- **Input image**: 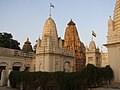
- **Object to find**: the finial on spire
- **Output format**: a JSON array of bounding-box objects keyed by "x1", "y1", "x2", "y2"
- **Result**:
[
  {"x1": 109, "y1": 15, "x2": 111, "y2": 18},
  {"x1": 27, "y1": 38, "x2": 29, "y2": 41},
  {"x1": 68, "y1": 19, "x2": 75, "y2": 25},
  {"x1": 91, "y1": 36, "x2": 93, "y2": 41}
]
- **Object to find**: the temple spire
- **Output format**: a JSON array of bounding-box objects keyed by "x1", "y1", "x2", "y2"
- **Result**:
[
  {"x1": 64, "y1": 19, "x2": 86, "y2": 71},
  {"x1": 114, "y1": 0, "x2": 120, "y2": 31},
  {"x1": 41, "y1": 16, "x2": 58, "y2": 47}
]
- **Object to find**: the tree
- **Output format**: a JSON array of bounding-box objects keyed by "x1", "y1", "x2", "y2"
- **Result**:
[
  {"x1": 0, "y1": 32, "x2": 20, "y2": 50},
  {"x1": 103, "y1": 65, "x2": 114, "y2": 84}
]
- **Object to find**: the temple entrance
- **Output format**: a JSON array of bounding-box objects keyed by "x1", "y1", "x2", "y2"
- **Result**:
[
  {"x1": 0, "y1": 66, "x2": 6, "y2": 72},
  {"x1": 0, "y1": 66, "x2": 6, "y2": 80},
  {"x1": 12, "y1": 62, "x2": 22, "y2": 71},
  {"x1": 64, "y1": 61, "x2": 70, "y2": 72},
  {"x1": 12, "y1": 66, "x2": 20, "y2": 71},
  {"x1": 24, "y1": 64, "x2": 30, "y2": 71},
  {"x1": 0, "y1": 62, "x2": 7, "y2": 80},
  {"x1": 24, "y1": 67, "x2": 30, "y2": 71}
]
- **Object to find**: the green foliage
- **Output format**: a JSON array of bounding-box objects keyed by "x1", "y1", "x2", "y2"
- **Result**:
[
  {"x1": 9, "y1": 64, "x2": 114, "y2": 90},
  {"x1": 9, "y1": 71, "x2": 22, "y2": 88},
  {"x1": 0, "y1": 32, "x2": 20, "y2": 50}
]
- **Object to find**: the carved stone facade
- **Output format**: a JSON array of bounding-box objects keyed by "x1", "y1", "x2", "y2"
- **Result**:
[
  {"x1": 36, "y1": 17, "x2": 74, "y2": 72},
  {"x1": 86, "y1": 39, "x2": 108, "y2": 67},
  {"x1": 86, "y1": 39, "x2": 101, "y2": 67},
  {"x1": 104, "y1": 0, "x2": 120, "y2": 83},
  {"x1": 100, "y1": 52, "x2": 108, "y2": 67},
  {"x1": 64, "y1": 19, "x2": 86, "y2": 71},
  {"x1": 0, "y1": 38, "x2": 35, "y2": 72}
]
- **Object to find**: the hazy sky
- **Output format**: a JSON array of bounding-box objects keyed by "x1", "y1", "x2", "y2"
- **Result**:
[{"x1": 0, "y1": 0, "x2": 116, "y2": 51}]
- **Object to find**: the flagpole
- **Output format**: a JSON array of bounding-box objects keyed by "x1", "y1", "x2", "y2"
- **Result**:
[
  {"x1": 91, "y1": 30, "x2": 93, "y2": 41},
  {"x1": 49, "y1": 6, "x2": 51, "y2": 16},
  {"x1": 91, "y1": 36, "x2": 93, "y2": 41},
  {"x1": 49, "y1": 3, "x2": 54, "y2": 17}
]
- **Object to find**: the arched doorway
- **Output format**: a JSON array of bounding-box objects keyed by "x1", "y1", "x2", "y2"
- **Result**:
[
  {"x1": 0, "y1": 62, "x2": 7, "y2": 80},
  {"x1": 64, "y1": 61, "x2": 71, "y2": 72},
  {"x1": 24, "y1": 64, "x2": 30, "y2": 71},
  {"x1": 12, "y1": 62, "x2": 22, "y2": 71}
]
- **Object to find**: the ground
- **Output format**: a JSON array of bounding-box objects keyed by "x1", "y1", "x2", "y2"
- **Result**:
[
  {"x1": 0, "y1": 87, "x2": 120, "y2": 90},
  {"x1": 92, "y1": 88, "x2": 120, "y2": 90},
  {"x1": 0, "y1": 87, "x2": 18, "y2": 90},
  {"x1": 0, "y1": 84, "x2": 120, "y2": 90}
]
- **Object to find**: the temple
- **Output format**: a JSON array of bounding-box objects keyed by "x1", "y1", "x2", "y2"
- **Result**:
[
  {"x1": 86, "y1": 39, "x2": 101, "y2": 67},
  {"x1": 1, "y1": 0, "x2": 119, "y2": 85},
  {"x1": 104, "y1": 0, "x2": 120, "y2": 83},
  {"x1": 35, "y1": 17, "x2": 74, "y2": 72}
]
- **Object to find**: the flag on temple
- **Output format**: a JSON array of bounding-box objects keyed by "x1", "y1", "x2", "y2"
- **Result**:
[
  {"x1": 92, "y1": 31, "x2": 96, "y2": 37},
  {"x1": 50, "y1": 3, "x2": 54, "y2": 8}
]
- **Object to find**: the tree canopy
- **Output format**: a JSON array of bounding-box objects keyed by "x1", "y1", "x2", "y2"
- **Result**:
[{"x1": 0, "y1": 32, "x2": 20, "y2": 50}]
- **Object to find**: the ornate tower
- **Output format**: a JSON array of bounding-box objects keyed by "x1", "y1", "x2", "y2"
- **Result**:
[
  {"x1": 64, "y1": 19, "x2": 86, "y2": 71},
  {"x1": 36, "y1": 17, "x2": 58, "y2": 72},
  {"x1": 105, "y1": 0, "x2": 120, "y2": 83},
  {"x1": 41, "y1": 17, "x2": 58, "y2": 47}
]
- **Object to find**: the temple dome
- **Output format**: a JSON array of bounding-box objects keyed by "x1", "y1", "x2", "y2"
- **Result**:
[
  {"x1": 22, "y1": 38, "x2": 33, "y2": 53},
  {"x1": 89, "y1": 40, "x2": 96, "y2": 50},
  {"x1": 41, "y1": 17, "x2": 58, "y2": 47}
]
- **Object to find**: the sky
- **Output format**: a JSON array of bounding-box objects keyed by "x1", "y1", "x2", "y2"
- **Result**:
[{"x1": 0, "y1": 0, "x2": 116, "y2": 52}]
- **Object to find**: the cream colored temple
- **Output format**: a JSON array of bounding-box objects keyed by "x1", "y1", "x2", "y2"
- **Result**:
[
  {"x1": 0, "y1": 0, "x2": 120, "y2": 86},
  {"x1": 104, "y1": 0, "x2": 120, "y2": 83},
  {"x1": 0, "y1": 16, "x2": 87, "y2": 85},
  {"x1": 35, "y1": 17, "x2": 74, "y2": 72}
]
